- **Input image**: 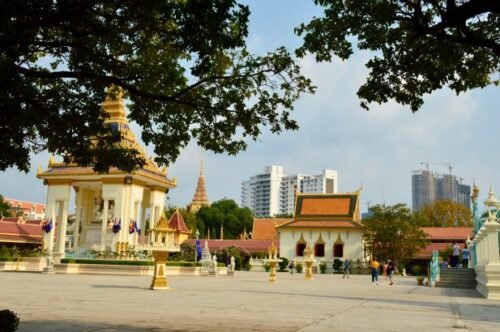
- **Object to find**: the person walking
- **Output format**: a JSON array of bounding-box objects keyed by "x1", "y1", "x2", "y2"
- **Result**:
[
  {"x1": 462, "y1": 245, "x2": 470, "y2": 268},
  {"x1": 387, "y1": 260, "x2": 396, "y2": 285},
  {"x1": 343, "y1": 259, "x2": 350, "y2": 279},
  {"x1": 370, "y1": 258, "x2": 380, "y2": 285},
  {"x1": 452, "y1": 242, "x2": 461, "y2": 268},
  {"x1": 383, "y1": 261, "x2": 389, "y2": 280},
  {"x1": 289, "y1": 260, "x2": 295, "y2": 275}
]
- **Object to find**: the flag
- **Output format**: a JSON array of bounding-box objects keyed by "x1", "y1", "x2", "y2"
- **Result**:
[
  {"x1": 42, "y1": 219, "x2": 53, "y2": 233},
  {"x1": 112, "y1": 218, "x2": 121, "y2": 234},
  {"x1": 196, "y1": 239, "x2": 202, "y2": 260},
  {"x1": 133, "y1": 220, "x2": 140, "y2": 235}
]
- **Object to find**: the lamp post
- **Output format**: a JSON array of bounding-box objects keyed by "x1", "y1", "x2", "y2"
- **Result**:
[{"x1": 195, "y1": 229, "x2": 200, "y2": 264}]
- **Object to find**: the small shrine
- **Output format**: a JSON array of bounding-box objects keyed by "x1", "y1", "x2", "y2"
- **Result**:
[{"x1": 37, "y1": 88, "x2": 177, "y2": 262}]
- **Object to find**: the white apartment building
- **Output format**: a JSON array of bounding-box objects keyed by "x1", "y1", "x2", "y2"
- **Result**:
[{"x1": 241, "y1": 166, "x2": 338, "y2": 217}]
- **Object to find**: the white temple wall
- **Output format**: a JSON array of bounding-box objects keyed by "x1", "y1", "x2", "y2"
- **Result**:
[{"x1": 278, "y1": 229, "x2": 364, "y2": 263}]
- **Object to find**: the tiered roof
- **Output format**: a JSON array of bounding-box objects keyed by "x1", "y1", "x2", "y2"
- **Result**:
[
  {"x1": 168, "y1": 210, "x2": 191, "y2": 234},
  {"x1": 0, "y1": 217, "x2": 44, "y2": 245},
  {"x1": 188, "y1": 161, "x2": 210, "y2": 212},
  {"x1": 251, "y1": 218, "x2": 292, "y2": 240},
  {"x1": 277, "y1": 190, "x2": 364, "y2": 230},
  {"x1": 37, "y1": 89, "x2": 176, "y2": 190}
]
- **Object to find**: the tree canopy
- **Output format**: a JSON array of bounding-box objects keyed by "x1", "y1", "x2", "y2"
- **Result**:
[
  {"x1": 296, "y1": 0, "x2": 499, "y2": 112},
  {"x1": 416, "y1": 199, "x2": 472, "y2": 227},
  {"x1": 196, "y1": 199, "x2": 253, "y2": 239},
  {"x1": 0, "y1": 195, "x2": 12, "y2": 217},
  {"x1": 363, "y1": 203, "x2": 428, "y2": 266},
  {"x1": 1, "y1": 0, "x2": 314, "y2": 173}
]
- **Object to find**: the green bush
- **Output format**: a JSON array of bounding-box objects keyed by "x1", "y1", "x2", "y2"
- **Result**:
[
  {"x1": 263, "y1": 263, "x2": 271, "y2": 272},
  {"x1": 411, "y1": 265, "x2": 422, "y2": 276},
  {"x1": 214, "y1": 246, "x2": 251, "y2": 271},
  {"x1": 295, "y1": 263, "x2": 303, "y2": 273},
  {"x1": 0, "y1": 257, "x2": 15, "y2": 262},
  {"x1": 244, "y1": 263, "x2": 252, "y2": 271},
  {"x1": 333, "y1": 259, "x2": 342, "y2": 272},
  {"x1": 168, "y1": 243, "x2": 196, "y2": 262},
  {"x1": 278, "y1": 257, "x2": 289, "y2": 272},
  {"x1": 319, "y1": 263, "x2": 327, "y2": 274},
  {"x1": 60, "y1": 258, "x2": 154, "y2": 266},
  {"x1": 60, "y1": 258, "x2": 205, "y2": 267},
  {"x1": 0, "y1": 245, "x2": 11, "y2": 258},
  {"x1": 0, "y1": 309, "x2": 20, "y2": 332}
]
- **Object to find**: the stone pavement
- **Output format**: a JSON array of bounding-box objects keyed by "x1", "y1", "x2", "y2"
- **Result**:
[{"x1": 2, "y1": 271, "x2": 500, "y2": 331}]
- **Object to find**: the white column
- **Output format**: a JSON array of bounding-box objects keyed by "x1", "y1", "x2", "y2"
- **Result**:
[
  {"x1": 44, "y1": 200, "x2": 57, "y2": 251},
  {"x1": 55, "y1": 200, "x2": 69, "y2": 256},
  {"x1": 100, "y1": 199, "x2": 109, "y2": 251},
  {"x1": 73, "y1": 189, "x2": 82, "y2": 251},
  {"x1": 149, "y1": 205, "x2": 156, "y2": 244}
]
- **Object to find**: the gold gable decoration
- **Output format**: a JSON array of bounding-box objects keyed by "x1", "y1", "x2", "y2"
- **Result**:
[
  {"x1": 334, "y1": 233, "x2": 344, "y2": 244},
  {"x1": 154, "y1": 212, "x2": 173, "y2": 231},
  {"x1": 297, "y1": 233, "x2": 306, "y2": 244},
  {"x1": 316, "y1": 233, "x2": 325, "y2": 245}
]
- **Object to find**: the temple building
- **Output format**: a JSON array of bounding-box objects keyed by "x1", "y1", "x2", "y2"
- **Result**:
[
  {"x1": 187, "y1": 161, "x2": 210, "y2": 213},
  {"x1": 276, "y1": 190, "x2": 365, "y2": 264},
  {"x1": 36, "y1": 89, "x2": 177, "y2": 261}
]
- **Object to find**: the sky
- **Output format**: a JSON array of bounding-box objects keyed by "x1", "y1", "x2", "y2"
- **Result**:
[{"x1": 1, "y1": 0, "x2": 499, "y2": 213}]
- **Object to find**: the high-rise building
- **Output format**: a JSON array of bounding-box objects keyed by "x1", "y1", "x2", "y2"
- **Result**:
[
  {"x1": 241, "y1": 166, "x2": 338, "y2": 217},
  {"x1": 412, "y1": 169, "x2": 470, "y2": 211}
]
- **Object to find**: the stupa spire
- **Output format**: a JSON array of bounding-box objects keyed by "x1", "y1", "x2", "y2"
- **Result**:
[{"x1": 187, "y1": 160, "x2": 210, "y2": 213}]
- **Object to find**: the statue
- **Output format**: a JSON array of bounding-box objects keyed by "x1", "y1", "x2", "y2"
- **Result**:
[
  {"x1": 230, "y1": 256, "x2": 235, "y2": 272},
  {"x1": 429, "y1": 250, "x2": 440, "y2": 287},
  {"x1": 212, "y1": 254, "x2": 217, "y2": 269}
]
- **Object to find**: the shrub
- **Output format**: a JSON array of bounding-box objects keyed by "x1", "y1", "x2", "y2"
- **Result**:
[
  {"x1": 278, "y1": 257, "x2": 289, "y2": 272},
  {"x1": 0, "y1": 309, "x2": 20, "y2": 332},
  {"x1": 295, "y1": 263, "x2": 303, "y2": 273},
  {"x1": 0, "y1": 245, "x2": 11, "y2": 258},
  {"x1": 168, "y1": 243, "x2": 196, "y2": 262},
  {"x1": 214, "y1": 246, "x2": 251, "y2": 271},
  {"x1": 319, "y1": 263, "x2": 327, "y2": 274},
  {"x1": 333, "y1": 259, "x2": 342, "y2": 272},
  {"x1": 263, "y1": 263, "x2": 271, "y2": 272},
  {"x1": 244, "y1": 263, "x2": 252, "y2": 271},
  {"x1": 411, "y1": 265, "x2": 422, "y2": 276}
]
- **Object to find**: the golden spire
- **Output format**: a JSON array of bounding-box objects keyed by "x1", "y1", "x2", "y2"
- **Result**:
[{"x1": 187, "y1": 160, "x2": 210, "y2": 213}]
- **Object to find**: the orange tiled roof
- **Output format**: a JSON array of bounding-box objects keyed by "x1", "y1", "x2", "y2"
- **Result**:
[
  {"x1": 0, "y1": 221, "x2": 44, "y2": 244},
  {"x1": 5, "y1": 198, "x2": 46, "y2": 214},
  {"x1": 421, "y1": 227, "x2": 472, "y2": 240},
  {"x1": 252, "y1": 218, "x2": 291, "y2": 240},
  {"x1": 185, "y1": 239, "x2": 278, "y2": 252},
  {"x1": 415, "y1": 242, "x2": 466, "y2": 258},
  {"x1": 168, "y1": 210, "x2": 190, "y2": 233},
  {"x1": 294, "y1": 193, "x2": 359, "y2": 219},
  {"x1": 280, "y1": 220, "x2": 363, "y2": 228}
]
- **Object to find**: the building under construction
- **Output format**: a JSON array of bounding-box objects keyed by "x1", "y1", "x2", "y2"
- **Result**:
[{"x1": 411, "y1": 169, "x2": 471, "y2": 211}]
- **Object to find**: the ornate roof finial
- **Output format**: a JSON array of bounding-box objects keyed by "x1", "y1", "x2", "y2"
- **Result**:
[
  {"x1": 200, "y1": 159, "x2": 204, "y2": 176},
  {"x1": 471, "y1": 180, "x2": 479, "y2": 203}
]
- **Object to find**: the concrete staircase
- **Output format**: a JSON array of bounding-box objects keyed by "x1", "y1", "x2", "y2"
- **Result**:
[{"x1": 436, "y1": 268, "x2": 477, "y2": 289}]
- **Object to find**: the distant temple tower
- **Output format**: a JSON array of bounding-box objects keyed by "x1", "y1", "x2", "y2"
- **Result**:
[{"x1": 187, "y1": 161, "x2": 210, "y2": 213}]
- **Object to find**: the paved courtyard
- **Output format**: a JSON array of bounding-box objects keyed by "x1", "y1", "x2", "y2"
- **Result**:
[{"x1": 2, "y1": 271, "x2": 500, "y2": 331}]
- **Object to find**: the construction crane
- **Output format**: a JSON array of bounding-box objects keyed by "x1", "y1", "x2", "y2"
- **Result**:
[{"x1": 419, "y1": 162, "x2": 453, "y2": 173}]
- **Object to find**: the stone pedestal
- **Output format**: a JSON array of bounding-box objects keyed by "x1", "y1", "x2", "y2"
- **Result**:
[{"x1": 150, "y1": 251, "x2": 169, "y2": 290}]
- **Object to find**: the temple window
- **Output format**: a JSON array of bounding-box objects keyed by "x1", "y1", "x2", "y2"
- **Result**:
[
  {"x1": 315, "y1": 233, "x2": 326, "y2": 257},
  {"x1": 333, "y1": 244, "x2": 344, "y2": 257},
  {"x1": 296, "y1": 233, "x2": 307, "y2": 256},
  {"x1": 296, "y1": 243, "x2": 306, "y2": 256},
  {"x1": 315, "y1": 243, "x2": 325, "y2": 257},
  {"x1": 333, "y1": 233, "x2": 344, "y2": 258}
]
